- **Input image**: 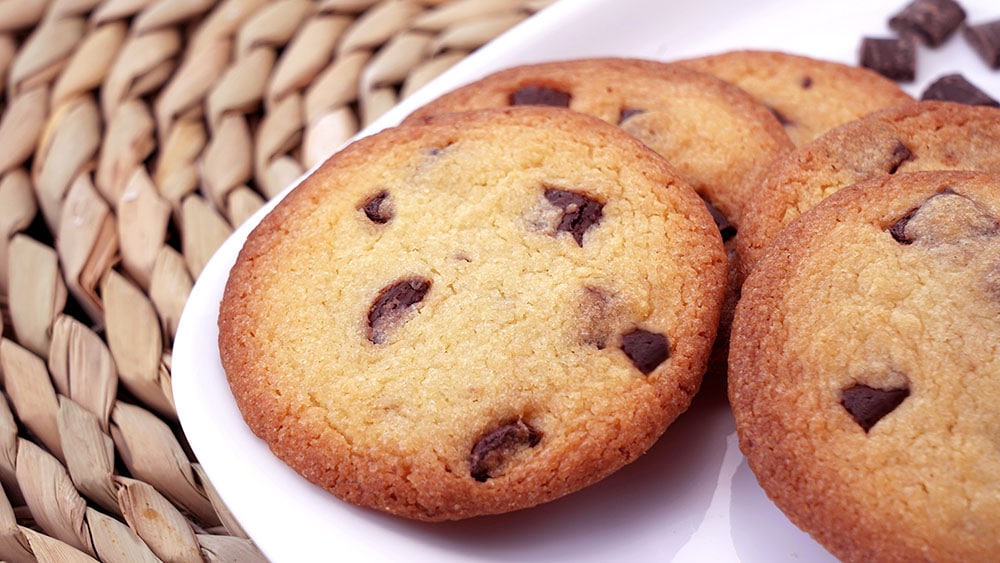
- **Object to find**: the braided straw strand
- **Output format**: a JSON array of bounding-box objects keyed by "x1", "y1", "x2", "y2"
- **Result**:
[{"x1": 0, "y1": 1, "x2": 553, "y2": 559}]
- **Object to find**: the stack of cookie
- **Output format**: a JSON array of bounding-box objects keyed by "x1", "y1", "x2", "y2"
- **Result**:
[{"x1": 218, "y1": 49, "x2": 1000, "y2": 558}]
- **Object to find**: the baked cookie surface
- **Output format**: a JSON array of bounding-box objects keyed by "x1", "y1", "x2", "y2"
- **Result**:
[
  {"x1": 405, "y1": 57, "x2": 792, "y2": 228},
  {"x1": 729, "y1": 170, "x2": 1000, "y2": 561},
  {"x1": 681, "y1": 50, "x2": 913, "y2": 146},
  {"x1": 218, "y1": 107, "x2": 727, "y2": 521},
  {"x1": 738, "y1": 101, "x2": 1000, "y2": 278}
]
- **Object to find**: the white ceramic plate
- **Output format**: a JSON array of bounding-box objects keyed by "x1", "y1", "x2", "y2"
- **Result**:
[{"x1": 172, "y1": 0, "x2": 1000, "y2": 560}]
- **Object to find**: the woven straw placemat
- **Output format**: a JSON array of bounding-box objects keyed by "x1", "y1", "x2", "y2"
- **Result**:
[{"x1": 0, "y1": 1, "x2": 552, "y2": 560}]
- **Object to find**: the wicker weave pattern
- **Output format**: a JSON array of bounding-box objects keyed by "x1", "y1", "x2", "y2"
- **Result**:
[{"x1": 0, "y1": 1, "x2": 551, "y2": 560}]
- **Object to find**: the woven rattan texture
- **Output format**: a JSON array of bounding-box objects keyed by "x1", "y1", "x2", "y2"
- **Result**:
[{"x1": 0, "y1": 0, "x2": 551, "y2": 560}]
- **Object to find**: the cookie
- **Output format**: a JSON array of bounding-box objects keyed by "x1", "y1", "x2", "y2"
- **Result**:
[
  {"x1": 738, "y1": 101, "x2": 1000, "y2": 279},
  {"x1": 729, "y1": 170, "x2": 1000, "y2": 561},
  {"x1": 405, "y1": 57, "x2": 793, "y2": 229},
  {"x1": 218, "y1": 107, "x2": 728, "y2": 521},
  {"x1": 681, "y1": 50, "x2": 914, "y2": 146}
]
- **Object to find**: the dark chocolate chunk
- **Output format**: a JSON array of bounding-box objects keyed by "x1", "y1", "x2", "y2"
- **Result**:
[
  {"x1": 768, "y1": 105, "x2": 793, "y2": 127},
  {"x1": 470, "y1": 419, "x2": 541, "y2": 482},
  {"x1": 888, "y1": 188, "x2": 998, "y2": 244},
  {"x1": 887, "y1": 140, "x2": 914, "y2": 174},
  {"x1": 544, "y1": 187, "x2": 604, "y2": 246},
  {"x1": 702, "y1": 198, "x2": 736, "y2": 241},
  {"x1": 619, "y1": 107, "x2": 645, "y2": 124},
  {"x1": 859, "y1": 37, "x2": 916, "y2": 82},
  {"x1": 360, "y1": 190, "x2": 393, "y2": 224},
  {"x1": 963, "y1": 19, "x2": 1000, "y2": 69},
  {"x1": 366, "y1": 277, "x2": 431, "y2": 344},
  {"x1": 840, "y1": 383, "x2": 910, "y2": 432},
  {"x1": 921, "y1": 73, "x2": 1000, "y2": 107},
  {"x1": 889, "y1": 0, "x2": 966, "y2": 47},
  {"x1": 888, "y1": 207, "x2": 920, "y2": 244},
  {"x1": 510, "y1": 85, "x2": 572, "y2": 107},
  {"x1": 620, "y1": 328, "x2": 670, "y2": 375}
]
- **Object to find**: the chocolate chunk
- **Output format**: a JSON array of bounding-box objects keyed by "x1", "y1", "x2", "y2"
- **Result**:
[
  {"x1": 470, "y1": 419, "x2": 541, "y2": 482},
  {"x1": 888, "y1": 189, "x2": 998, "y2": 244},
  {"x1": 360, "y1": 190, "x2": 393, "y2": 224},
  {"x1": 841, "y1": 383, "x2": 910, "y2": 432},
  {"x1": 889, "y1": 0, "x2": 966, "y2": 47},
  {"x1": 887, "y1": 140, "x2": 914, "y2": 174},
  {"x1": 768, "y1": 105, "x2": 793, "y2": 127},
  {"x1": 510, "y1": 85, "x2": 571, "y2": 107},
  {"x1": 888, "y1": 207, "x2": 919, "y2": 244},
  {"x1": 544, "y1": 187, "x2": 604, "y2": 246},
  {"x1": 619, "y1": 107, "x2": 645, "y2": 124},
  {"x1": 620, "y1": 328, "x2": 670, "y2": 375},
  {"x1": 366, "y1": 277, "x2": 431, "y2": 344},
  {"x1": 921, "y1": 73, "x2": 1000, "y2": 107},
  {"x1": 963, "y1": 19, "x2": 1000, "y2": 69},
  {"x1": 859, "y1": 37, "x2": 916, "y2": 82},
  {"x1": 702, "y1": 198, "x2": 737, "y2": 241}
]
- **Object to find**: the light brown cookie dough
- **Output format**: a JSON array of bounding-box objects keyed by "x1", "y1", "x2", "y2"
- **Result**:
[
  {"x1": 681, "y1": 50, "x2": 913, "y2": 146},
  {"x1": 738, "y1": 101, "x2": 1000, "y2": 279},
  {"x1": 729, "y1": 170, "x2": 1000, "y2": 562},
  {"x1": 405, "y1": 57, "x2": 793, "y2": 229},
  {"x1": 218, "y1": 107, "x2": 728, "y2": 521}
]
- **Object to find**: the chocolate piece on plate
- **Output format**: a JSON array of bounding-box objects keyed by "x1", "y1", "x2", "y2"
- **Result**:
[
  {"x1": 963, "y1": 19, "x2": 1000, "y2": 69},
  {"x1": 921, "y1": 74, "x2": 1000, "y2": 107},
  {"x1": 889, "y1": 0, "x2": 966, "y2": 46},
  {"x1": 859, "y1": 37, "x2": 916, "y2": 82}
]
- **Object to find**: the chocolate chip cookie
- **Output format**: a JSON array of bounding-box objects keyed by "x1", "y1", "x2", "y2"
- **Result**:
[
  {"x1": 218, "y1": 107, "x2": 728, "y2": 520},
  {"x1": 729, "y1": 170, "x2": 1000, "y2": 561},
  {"x1": 405, "y1": 57, "x2": 793, "y2": 229},
  {"x1": 681, "y1": 50, "x2": 913, "y2": 146},
  {"x1": 738, "y1": 101, "x2": 1000, "y2": 279}
]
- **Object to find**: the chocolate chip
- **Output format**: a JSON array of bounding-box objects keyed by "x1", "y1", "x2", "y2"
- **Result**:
[
  {"x1": 366, "y1": 277, "x2": 431, "y2": 344},
  {"x1": 620, "y1": 328, "x2": 670, "y2": 375},
  {"x1": 888, "y1": 189, "x2": 998, "y2": 245},
  {"x1": 768, "y1": 105, "x2": 793, "y2": 127},
  {"x1": 887, "y1": 140, "x2": 914, "y2": 174},
  {"x1": 510, "y1": 85, "x2": 571, "y2": 107},
  {"x1": 702, "y1": 198, "x2": 737, "y2": 241},
  {"x1": 963, "y1": 19, "x2": 1000, "y2": 69},
  {"x1": 841, "y1": 383, "x2": 910, "y2": 432},
  {"x1": 619, "y1": 107, "x2": 645, "y2": 124},
  {"x1": 470, "y1": 419, "x2": 541, "y2": 482},
  {"x1": 889, "y1": 0, "x2": 966, "y2": 47},
  {"x1": 921, "y1": 73, "x2": 1000, "y2": 107},
  {"x1": 544, "y1": 187, "x2": 604, "y2": 246},
  {"x1": 360, "y1": 190, "x2": 393, "y2": 224},
  {"x1": 888, "y1": 207, "x2": 919, "y2": 244},
  {"x1": 860, "y1": 37, "x2": 916, "y2": 82}
]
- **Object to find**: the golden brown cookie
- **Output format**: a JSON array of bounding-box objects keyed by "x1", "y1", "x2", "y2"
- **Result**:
[
  {"x1": 218, "y1": 107, "x2": 728, "y2": 521},
  {"x1": 405, "y1": 57, "x2": 793, "y2": 229},
  {"x1": 681, "y1": 50, "x2": 913, "y2": 146},
  {"x1": 729, "y1": 170, "x2": 1000, "y2": 561},
  {"x1": 738, "y1": 101, "x2": 1000, "y2": 279}
]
